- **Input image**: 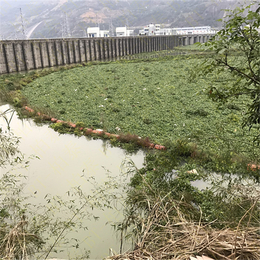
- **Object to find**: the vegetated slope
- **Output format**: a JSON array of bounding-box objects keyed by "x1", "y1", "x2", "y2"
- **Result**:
[
  {"x1": 1, "y1": 0, "x2": 244, "y2": 39},
  {"x1": 22, "y1": 54, "x2": 260, "y2": 169}
]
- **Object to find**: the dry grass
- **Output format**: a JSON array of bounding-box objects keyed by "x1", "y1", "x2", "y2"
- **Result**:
[
  {"x1": 0, "y1": 217, "x2": 43, "y2": 260},
  {"x1": 107, "y1": 191, "x2": 260, "y2": 260}
]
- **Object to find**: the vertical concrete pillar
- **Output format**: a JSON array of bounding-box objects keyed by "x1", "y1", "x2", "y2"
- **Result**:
[
  {"x1": 11, "y1": 42, "x2": 18, "y2": 72},
  {"x1": 124, "y1": 37, "x2": 128, "y2": 56},
  {"x1": 0, "y1": 43, "x2": 8, "y2": 74},
  {"x1": 3, "y1": 42, "x2": 16, "y2": 73},
  {"x1": 124, "y1": 38, "x2": 127, "y2": 55},
  {"x1": 108, "y1": 38, "x2": 112, "y2": 60},
  {"x1": 82, "y1": 39, "x2": 87, "y2": 62},
  {"x1": 122, "y1": 38, "x2": 125, "y2": 56},
  {"x1": 30, "y1": 42, "x2": 37, "y2": 69},
  {"x1": 88, "y1": 40, "x2": 92, "y2": 61},
  {"x1": 54, "y1": 40, "x2": 63, "y2": 65},
  {"x1": 99, "y1": 39, "x2": 104, "y2": 61},
  {"x1": 120, "y1": 38, "x2": 124, "y2": 57},
  {"x1": 110, "y1": 38, "x2": 114, "y2": 60},
  {"x1": 53, "y1": 41, "x2": 59, "y2": 66},
  {"x1": 39, "y1": 41, "x2": 44, "y2": 68},
  {"x1": 73, "y1": 40, "x2": 78, "y2": 63},
  {"x1": 128, "y1": 37, "x2": 132, "y2": 55},
  {"x1": 77, "y1": 39, "x2": 83, "y2": 62},
  {"x1": 66, "y1": 41, "x2": 71, "y2": 64},
  {"x1": 117, "y1": 38, "x2": 120, "y2": 58},
  {"x1": 109, "y1": 38, "x2": 113, "y2": 59},
  {"x1": 23, "y1": 41, "x2": 33, "y2": 70},
  {"x1": 131, "y1": 38, "x2": 134, "y2": 54},
  {"x1": 156, "y1": 36, "x2": 158, "y2": 51},
  {"x1": 139, "y1": 37, "x2": 143, "y2": 53},
  {"x1": 161, "y1": 37, "x2": 164, "y2": 50},
  {"x1": 94, "y1": 39, "x2": 98, "y2": 61},
  {"x1": 144, "y1": 37, "x2": 147, "y2": 53},
  {"x1": 171, "y1": 36, "x2": 174, "y2": 49},
  {"x1": 126, "y1": 37, "x2": 130, "y2": 55},
  {"x1": 60, "y1": 40, "x2": 67, "y2": 65},
  {"x1": 34, "y1": 41, "x2": 43, "y2": 68},
  {"x1": 72, "y1": 40, "x2": 78, "y2": 63},
  {"x1": 103, "y1": 38, "x2": 109, "y2": 60},
  {"x1": 175, "y1": 36, "x2": 178, "y2": 47},
  {"x1": 48, "y1": 41, "x2": 56, "y2": 66},
  {"x1": 13, "y1": 42, "x2": 25, "y2": 71}
]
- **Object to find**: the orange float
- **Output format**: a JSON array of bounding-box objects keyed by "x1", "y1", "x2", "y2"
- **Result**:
[
  {"x1": 247, "y1": 163, "x2": 260, "y2": 171},
  {"x1": 149, "y1": 143, "x2": 155, "y2": 148},
  {"x1": 22, "y1": 106, "x2": 167, "y2": 151},
  {"x1": 105, "y1": 132, "x2": 111, "y2": 137},
  {"x1": 92, "y1": 129, "x2": 104, "y2": 135},
  {"x1": 154, "y1": 144, "x2": 166, "y2": 150},
  {"x1": 67, "y1": 122, "x2": 76, "y2": 128},
  {"x1": 84, "y1": 128, "x2": 93, "y2": 135},
  {"x1": 110, "y1": 134, "x2": 120, "y2": 139}
]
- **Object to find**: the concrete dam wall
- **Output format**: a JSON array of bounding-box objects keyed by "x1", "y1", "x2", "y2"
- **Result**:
[{"x1": 0, "y1": 34, "x2": 212, "y2": 75}]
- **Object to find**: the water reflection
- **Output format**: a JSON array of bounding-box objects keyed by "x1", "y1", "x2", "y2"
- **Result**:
[{"x1": 0, "y1": 104, "x2": 145, "y2": 260}]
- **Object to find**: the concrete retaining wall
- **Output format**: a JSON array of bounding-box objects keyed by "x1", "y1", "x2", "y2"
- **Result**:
[{"x1": 0, "y1": 34, "x2": 212, "y2": 75}]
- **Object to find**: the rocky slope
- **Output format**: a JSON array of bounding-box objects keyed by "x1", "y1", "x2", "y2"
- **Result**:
[{"x1": 0, "y1": 0, "x2": 243, "y2": 39}]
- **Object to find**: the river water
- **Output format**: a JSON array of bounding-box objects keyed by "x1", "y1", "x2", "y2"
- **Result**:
[{"x1": 0, "y1": 104, "x2": 145, "y2": 260}]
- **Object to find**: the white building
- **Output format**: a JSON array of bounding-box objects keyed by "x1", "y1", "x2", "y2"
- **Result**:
[
  {"x1": 139, "y1": 23, "x2": 159, "y2": 36},
  {"x1": 139, "y1": 25, "x2": 215, "y2": 36},
  {"x1": 116, "y1": 27, "x2": 134, "y2": 37},
  {"x1": 155, "y1": 28, "x2": 173, "y2": 35},
  {"x1": 87, "y1": 27, "x2": 109, "y2": 37},
  {"x1": 172, "y1": 26, "x2": 215, "y2": 35}
]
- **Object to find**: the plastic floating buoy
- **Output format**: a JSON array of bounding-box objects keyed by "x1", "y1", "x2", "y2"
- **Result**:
[
  {"x1": 84, "y1": 128, "x2": 93, "y2": 135},
  {"x1": 110, "y1": 134, "x2": 120, "y2": 139},
  {"x1": 149, "y1": 143, "x2": 155, "y2": 148},
  {"x1": 23, "y1": 106, "x2": 166, "y2": 151},
  {"x1": 247, "y1": 163, "x2": 260, "y2": 171},
  {"x1": 187, "y1": 169, "x2": 198, "y2": 174},
  {"x1": 154, "y1": 144, "x2": 166, "y2": 150},
  {"x1": 67, "y1": 122, "x2": 76, "y2": 128},
  {"x1": 105, "y1": 132, "x2": 111, "y2": 137},
  {"x1": 92, "y1": 129, "x2": 104, "y2": 135},
  {"x1": 24, "y1": 106, "x2": 34, "y2": 113}
]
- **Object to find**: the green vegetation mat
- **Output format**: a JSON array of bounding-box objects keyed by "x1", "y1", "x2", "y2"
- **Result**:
[{"x1": 1, "y1": 51, "x2": 259, "y2": 174}]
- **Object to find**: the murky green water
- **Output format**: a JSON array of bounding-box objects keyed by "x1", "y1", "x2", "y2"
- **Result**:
[{"x1": 0, "y1": 104, "x2": 145, "y2": 260}]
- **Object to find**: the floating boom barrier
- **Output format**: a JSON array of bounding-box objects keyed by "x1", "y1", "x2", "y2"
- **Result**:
[{"x1": 24, "y1": 106, "x2": 166, "y2": 150}]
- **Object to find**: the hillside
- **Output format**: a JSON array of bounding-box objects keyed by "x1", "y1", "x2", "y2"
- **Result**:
[{"x1": 0, "y1": 0, "x2": 243, "y2": 39}]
